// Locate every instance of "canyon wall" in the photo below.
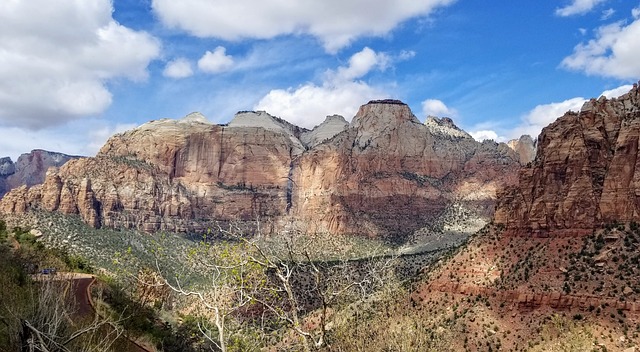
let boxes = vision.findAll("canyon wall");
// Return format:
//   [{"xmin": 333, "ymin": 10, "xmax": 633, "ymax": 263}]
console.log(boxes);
[
  {"xmin": 1, "ymin": 101, "xmax": 523, "ymax": 239},
  {"xmin": 495, "ymin": 83, "xmax": 640, "ymax": 236}
]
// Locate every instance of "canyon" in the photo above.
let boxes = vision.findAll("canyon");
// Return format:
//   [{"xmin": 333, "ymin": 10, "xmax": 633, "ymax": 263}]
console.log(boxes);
[{"xmin": 0, "ymin": 100, "xmax": 526, "ymax": 241}]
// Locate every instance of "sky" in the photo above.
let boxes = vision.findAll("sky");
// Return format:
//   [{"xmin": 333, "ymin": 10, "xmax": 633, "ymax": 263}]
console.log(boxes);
[{"xmin": 1, "ymin": 0, "xmax": 639, "ymax": 160}]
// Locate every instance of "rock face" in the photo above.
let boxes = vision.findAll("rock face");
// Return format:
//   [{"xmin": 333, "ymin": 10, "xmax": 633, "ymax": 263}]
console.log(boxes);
[
  {"xmin": 1, "ymin": 100, "xmax": 522, "ymax": 238},
  {"xmin": 507, "ymin": 135, "xmax": 536, "ymax": 165},
  {"xmin": 300, "ymin": 115, "xmax": 349, "ymax": 148},
  {"xmin": 0, "ymin": 150, "xmax": 80, "ymax": 198},
  {"xmin": 495, "ymin": 83, "xmax": 640, "ymax": 236},
  {"xmin": 291, "ymin": 100, "xmax": 520, "ymax": 238}
]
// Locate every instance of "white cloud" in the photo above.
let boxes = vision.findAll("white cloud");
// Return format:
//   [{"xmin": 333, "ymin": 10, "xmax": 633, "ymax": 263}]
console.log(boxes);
[
  {"xmin": 198, "ymin": 46, "xmax": 234, "ymax": 73},
  {"xmin": 0, "ymin": 0, "xmax": 160, "ymax": 129},
  {"xmin": 633, "ymin": 6, "xmax": 640, "ymax": 19},
  {"xmin": 475, "ymin": 84, "xmax": 635, "ymax": 142},
  {"xmin": 163, "ymin": 58, "xmax": 193, "ymax": 78},
  {"xmin": 255, "ymin": 47, "xmax": 392, "ymax": 127},
  {"xmin": 561, "ymin": 19, "xmax": 640, "ymax": 79},
  {"xmin": 600, "ymin": 84, "xmax": 634, "ymax": 98},
  {"xmin": 421, "ymin": 99, "xmax": 457, "ymax": 118},
  {"xmin": 601, "ymin": 8, "xmax": 615, "ymax": 20},
  {"xmin": 151, "ymin": 0, "xmax": 457, "ymax": 52},
  {"xmin": 509, "ymin": 97, "xmax": 587, "ymax": 139},
  {"xmin": 86, "ymin": 123, "xmax": 138, "ymax": 154},
  {"xmin": 256, "ymin": 82, "xmax": 385, "ymax": 128},
  {"xmin": 329, "ymin": 47, "xmax": 390, "ymax": 82},
  {"xmin": 469, "ymin": 130, "xmax": 499, "ymax": 142},
  {"xmin": 555, "ymin": 0, "xmax": 607, "ymax": 17}
]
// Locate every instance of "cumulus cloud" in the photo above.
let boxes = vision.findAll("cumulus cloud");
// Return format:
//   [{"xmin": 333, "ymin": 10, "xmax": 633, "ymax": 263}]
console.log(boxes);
[
  {"xmin": 633, "ymin": 6, "xmax": 640, "ymax": 19},
  {"xmin": 555, "ymin": 0, "xmax": 607, "ymax": 16},
  {"xmin": 469, "ymin": 130, "xmax": 500, "ymax": 142},
  {"xmin": 0, "ymin": 0, "xmax": 160, "ymax": 129},
  {"xmin": 198, "ymin": 47, "xmax": 235, "ymax": 73},
  {"xmin": 255, "ymin": 47, "xmax": 393, "ymax": 127},
  {"xmin": 152, "ymin": 0, "xmax": 456, "ymax": 52},
  {"xmin": 600, "ymin": 84, "xmax": 635, "ymax": 98},
  {"xmin": 509, "ymin": 97, "xmax": 587, "ymax": 139},
  {"xmin": 421, "ymin": 99, "xmax": 457, "ymax": 118},
  {"xmin": 561, "ymin": 18, "xmax": 640, "ymax": 79},
  {"xmin": 469, "ymin": 84, "xmax": 635, "ymax": 143},
  {"xmin": 328, "ymin": 47, "xmax": 390, "ymax": 82},
  {"xmin": 163, "ymin": 58, "xmax": 193, "ymax": 78}
]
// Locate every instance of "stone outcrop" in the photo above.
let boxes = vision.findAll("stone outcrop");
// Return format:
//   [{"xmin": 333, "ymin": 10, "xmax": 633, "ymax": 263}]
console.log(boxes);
[
  {"xmin": 1, "ymin": 100, "xmax": 522, "ymax": 238},
  {"xmin": 424, "ymin": 116, "xmax": 473, "ymax": 139},
  {"xmin": 506, "ymin": 135, "xmax": 536, "ymax": 165},
  {"xmin": 300, "ymin": 115, "xmax": 349, "ymax": 148},
  {"xmin": 0, "ymin": 150, "xmax": 80, "ymax": 198},
  {"xmin": 495, "ymin": 83, "xmax": 640, "ymax": 236}
]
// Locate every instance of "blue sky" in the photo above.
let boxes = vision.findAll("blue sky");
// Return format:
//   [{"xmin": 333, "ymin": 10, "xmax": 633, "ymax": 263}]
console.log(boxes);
[{"xmin": 1, "ymin": 0, "xmax": 639, "ymax": 160}]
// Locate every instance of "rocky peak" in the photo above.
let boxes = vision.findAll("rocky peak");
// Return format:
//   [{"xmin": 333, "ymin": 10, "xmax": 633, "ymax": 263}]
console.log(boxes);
[
  {"xmin": 350, "ymin": 100, "xmax": 421, "ymax": 149},
  {"xmin": 228, "ymin": 110, "xmax": 306, "ymax": 155},
  {"xmin": 351, "ymin": 100, "xmax": 420, "ymax": 129},
  {"xmin": 0, "ymin": 157, "xmax": 15, "ymax": 176},
  {"xmin": 506, "ymin": 135, "xmax": 536, "ymax": 164},
  {"xmin": 181, "ymin": 112, "xmax": 208, "ymax": 124},
  {"xmin": 300, "ymin": 114, "xmax": 349, "ymax": 148},
  {"xmin": 0, "ymin": 150, "xmax": 80, "ymax": 198},
  {"xmin": 424, "ymin": 116, "xmax": 473, "ymax": 139}
]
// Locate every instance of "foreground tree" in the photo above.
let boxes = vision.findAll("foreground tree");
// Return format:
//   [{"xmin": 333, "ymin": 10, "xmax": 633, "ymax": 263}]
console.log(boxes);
[
  {"xmin": 18, "ymin": 277, "xmax": 124, "ymax": 352},
  {"xmin": 145, "ymin": 224, "xmax": 398, "ymax": 351}
]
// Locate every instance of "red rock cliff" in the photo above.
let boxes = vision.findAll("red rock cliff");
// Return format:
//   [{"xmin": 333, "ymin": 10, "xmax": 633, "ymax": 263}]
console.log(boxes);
[
  {"xmin": 495, "ymin": 83, "xmax": 640, "ymax": 236},
  {"xmin": 1, "ymin": 101, "xmax": 522, "ymax": 238}
]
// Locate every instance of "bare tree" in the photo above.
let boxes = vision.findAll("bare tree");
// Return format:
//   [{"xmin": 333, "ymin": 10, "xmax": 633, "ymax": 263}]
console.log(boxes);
[
  {"xmin": 148, "ymin": 237, "xmax": 260, "ymax": 352},
  {"xmin": 145, "ymin": 222, "xmax": 398, "ymax": 351},
  {"xmin": 17, "ymin": 276, "xmax": 125, "ymax": 352}
]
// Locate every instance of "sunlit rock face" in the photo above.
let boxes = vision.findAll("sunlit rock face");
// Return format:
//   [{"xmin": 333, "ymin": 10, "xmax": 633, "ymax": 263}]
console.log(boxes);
[
  {"xmin": 507, "ymin": 135, "xmax": 536, "ymax": 165},
  {"xmin": 0, "ymin": 150, "xmax": 79, "ymax": 198},
  {"xmin": 495, "ymin": 83, "xmax": 640, "ymax": 237},
  {"xmin": 1, "ymin": 100, "xmax": 521, "ymax": 240},
  {"xmin": 290, "ymin": 100, "xmax": 520, "ymax": 238}
]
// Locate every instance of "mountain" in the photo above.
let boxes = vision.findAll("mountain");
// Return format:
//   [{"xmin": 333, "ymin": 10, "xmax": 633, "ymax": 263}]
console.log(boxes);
[
  {"xmin": 0, "ymin": 100, "xmax": 523, "ymax": 241},
  {"xmin": 496, "ymin": 82, "xmax": 640, "ymax": 237},
  {"xmin": 0, "ymin": 150, "xmax": 80, "ymax": 198},
  {"xmin": 412, "ymin": 83, "xmax": 640, "ymax": 351}
]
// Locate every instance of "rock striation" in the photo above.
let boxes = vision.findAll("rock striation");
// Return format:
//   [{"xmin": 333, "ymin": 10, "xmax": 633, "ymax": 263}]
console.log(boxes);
[
  {"xmin": 290, "ymin": 100, "xmax": 520, "ymax": 238},
  {"xmin": 0, "ymin": 150, "xmax": 80, "ymax": 198},
  {"xmin": 1, "ymin": 100, "xmax": 522, "ymax": 239},
  {"xmin": 495, "ymin": 83, "xmax": 640, "ymax": 236}
]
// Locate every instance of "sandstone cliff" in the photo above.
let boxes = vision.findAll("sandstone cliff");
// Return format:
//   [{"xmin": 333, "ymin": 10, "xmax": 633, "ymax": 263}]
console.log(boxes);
[
  {"xmin": 1, "ymin": 100, "xmax": 522, "ymax": 239},
  {"xmin": 506, "ymin": 135, "xmax": 536, "ymax": 164},
  {"xmin": 290, "ymin": 100, "xmax": 520, "ymax": 239},
  {"xmin": 0, "ymin": 150, "xmax": 80, "ymax": 198},
  {"xmin": 495, "ymin": 82, "xmax": 640, "ymax": 236}
]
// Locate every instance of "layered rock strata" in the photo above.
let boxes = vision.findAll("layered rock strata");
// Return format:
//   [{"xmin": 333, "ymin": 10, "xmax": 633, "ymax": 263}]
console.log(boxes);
[
  {"xmin": 495, "ymin": 83, "xmax": 640, "ymax": 236},
  {"xmin": 1, "ymin": 101, "xmax": 522, "ymax": 238}
]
